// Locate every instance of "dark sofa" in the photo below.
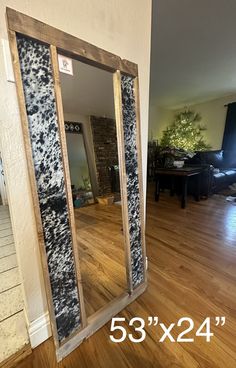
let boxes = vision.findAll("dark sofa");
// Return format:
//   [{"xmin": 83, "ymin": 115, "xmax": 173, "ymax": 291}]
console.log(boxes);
[{"xmin": 187, "ymin": 150, "xmax": 236, "ymax": 193}]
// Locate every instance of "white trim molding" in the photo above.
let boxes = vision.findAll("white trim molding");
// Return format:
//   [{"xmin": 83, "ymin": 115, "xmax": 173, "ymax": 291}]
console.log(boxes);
[{"xmin": 28, "ymin": 312, "xmax": 51, "ymax": 348}]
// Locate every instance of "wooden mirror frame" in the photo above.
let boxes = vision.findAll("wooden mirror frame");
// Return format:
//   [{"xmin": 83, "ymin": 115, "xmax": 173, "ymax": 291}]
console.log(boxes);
[{"xmin": 6, "ymin": 7, "xmax": 147, "ymax": 362}]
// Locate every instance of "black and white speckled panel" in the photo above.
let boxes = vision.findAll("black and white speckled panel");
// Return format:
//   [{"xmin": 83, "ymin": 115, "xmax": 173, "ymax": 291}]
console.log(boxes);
[
  {"xmin": 121, "ymin": 75, "xmax": 144, "ymax": 288},
  {"xmin": 16, "ymin": 35, "xmax": 81, "ymax": 342}
]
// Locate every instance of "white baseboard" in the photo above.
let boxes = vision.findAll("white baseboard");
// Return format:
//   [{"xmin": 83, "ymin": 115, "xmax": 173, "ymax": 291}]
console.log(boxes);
[{"xmin": 28, "ymin": 312, "xmax": 52, "ymax": 348}]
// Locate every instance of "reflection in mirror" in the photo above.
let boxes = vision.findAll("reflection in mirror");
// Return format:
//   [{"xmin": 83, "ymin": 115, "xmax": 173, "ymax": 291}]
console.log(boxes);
[
  {"xmin": 65, "ymin": 122, "xmax": 94, "ymax": 207},
  {"xmin": 60, "ymin": 58, "xmax": 127, "ymax": 317}
]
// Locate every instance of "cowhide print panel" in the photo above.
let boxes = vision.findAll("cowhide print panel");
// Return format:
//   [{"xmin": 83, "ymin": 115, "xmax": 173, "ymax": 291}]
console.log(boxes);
[
  {"xmin": 16, "ymin": 35, "xmax": 81, "ymax": 342},
  {"xmin": 121, "ymin": 75, "xmax": 144, "ymax": 288}
]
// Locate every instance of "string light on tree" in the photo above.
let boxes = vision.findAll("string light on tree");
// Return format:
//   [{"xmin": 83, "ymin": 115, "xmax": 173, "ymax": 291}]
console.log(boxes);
[{"xmin": 160, "ymin": 109, "xmax": 211, "ymax": 151}]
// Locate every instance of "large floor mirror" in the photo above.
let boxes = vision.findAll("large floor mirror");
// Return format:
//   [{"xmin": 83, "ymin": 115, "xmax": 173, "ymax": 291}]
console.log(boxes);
[
  {"xmin": 8, "ymin": 6, "xmax": 146, "ymax": 362},
  {"xmin": 60, "ymin": 60, "xmax": 127, "ymax": 317}
]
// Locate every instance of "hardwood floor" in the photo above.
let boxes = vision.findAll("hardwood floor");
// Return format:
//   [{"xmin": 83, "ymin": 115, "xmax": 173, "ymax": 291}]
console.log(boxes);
[
  {"xmin": 74, "ymin": 203, "xmax": 126, "ymax": 317},
  {"xmin": 16, "ymin": 185, "xmax": 236, "ymax": 367}
]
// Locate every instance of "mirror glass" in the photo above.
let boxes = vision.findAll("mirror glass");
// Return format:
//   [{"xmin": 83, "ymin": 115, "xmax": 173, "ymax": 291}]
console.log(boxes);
[
  {"xmin": 65, "ymin": 123, "xmax": 94, "ymax": 207},
  {"xmin": 60, "ymin": 58, "xmax": 127, "ymax": 317}
]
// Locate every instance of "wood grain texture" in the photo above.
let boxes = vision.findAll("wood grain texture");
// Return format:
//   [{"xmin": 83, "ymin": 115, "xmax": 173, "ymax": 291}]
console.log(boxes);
[
  {"xmin": 15, "ymin": 187, "xmax": 236, "ymax": 367},
  {"xmin": 6, "ymin": 8, "xmax": 138, "ymax": 77},
  {"xmin": 133, "ymin": 77, "xmax": 147, "ymax": 284},
  {"xmin": 50, "ymin": 45, "xmax": 87, "ymax": 332},
  {"xmin": 75, "ymin": 203, "xmax": 127, "ymax": 317}
]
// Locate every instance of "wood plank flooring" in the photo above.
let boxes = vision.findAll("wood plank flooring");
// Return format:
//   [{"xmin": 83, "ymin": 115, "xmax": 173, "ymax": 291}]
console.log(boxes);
[
  {"xmin": 74, "ymin": 203, "xmax": 126, "ymax": 317},
  {"xmin": 0, "ymin": 206, "xmax": 29, "ymax": 364},
  {"xmin": 16, "ymin": 186, "xmax": 236, "ymax": 367}
]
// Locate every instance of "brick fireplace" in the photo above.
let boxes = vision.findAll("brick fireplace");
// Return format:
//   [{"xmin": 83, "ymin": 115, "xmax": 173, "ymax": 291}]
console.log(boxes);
[{"xmin": 90, "ymin": 116, "xmax": 120, "ymax": 200}]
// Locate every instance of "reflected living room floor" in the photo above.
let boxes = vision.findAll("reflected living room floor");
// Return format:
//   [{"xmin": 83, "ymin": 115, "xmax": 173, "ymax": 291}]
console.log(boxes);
[{"xmin": 74, "ymin": 203, "xmax": 127, "ymax": 317}]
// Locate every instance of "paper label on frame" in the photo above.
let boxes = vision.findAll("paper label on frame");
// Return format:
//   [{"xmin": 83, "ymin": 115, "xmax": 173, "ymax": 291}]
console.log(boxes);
[{"xmin": 58, "ymin": 54, "xmax": 73, "ymax": 75}]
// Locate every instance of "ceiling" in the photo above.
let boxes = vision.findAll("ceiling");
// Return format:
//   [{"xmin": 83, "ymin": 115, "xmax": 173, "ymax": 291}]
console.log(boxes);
[
  {"xmin": 150, "ymin": 0, "xmax": 236, "ymax": 109},
  {"xmin": 60, "ymin": 59, "xmax": 115, "ymax": 118}
]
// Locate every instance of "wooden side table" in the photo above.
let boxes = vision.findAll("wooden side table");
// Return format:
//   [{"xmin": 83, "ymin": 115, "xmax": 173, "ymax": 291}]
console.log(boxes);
[{"xmin": 155, "ymin": 167, "xmax": 203, "ymax": 209}]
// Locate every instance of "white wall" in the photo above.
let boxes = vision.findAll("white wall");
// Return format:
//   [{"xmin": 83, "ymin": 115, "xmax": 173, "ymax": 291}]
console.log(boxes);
[
  {"xmin": 0, "ymin": 154, "xmax": 8, "ymax": 205},
  {"xmin": 149, "ymin": 104, "xmax": 174, "ymax": 142},
  {"xmin": 0, "ymin": 0, "xmax": 152, "ymax": 346}
]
